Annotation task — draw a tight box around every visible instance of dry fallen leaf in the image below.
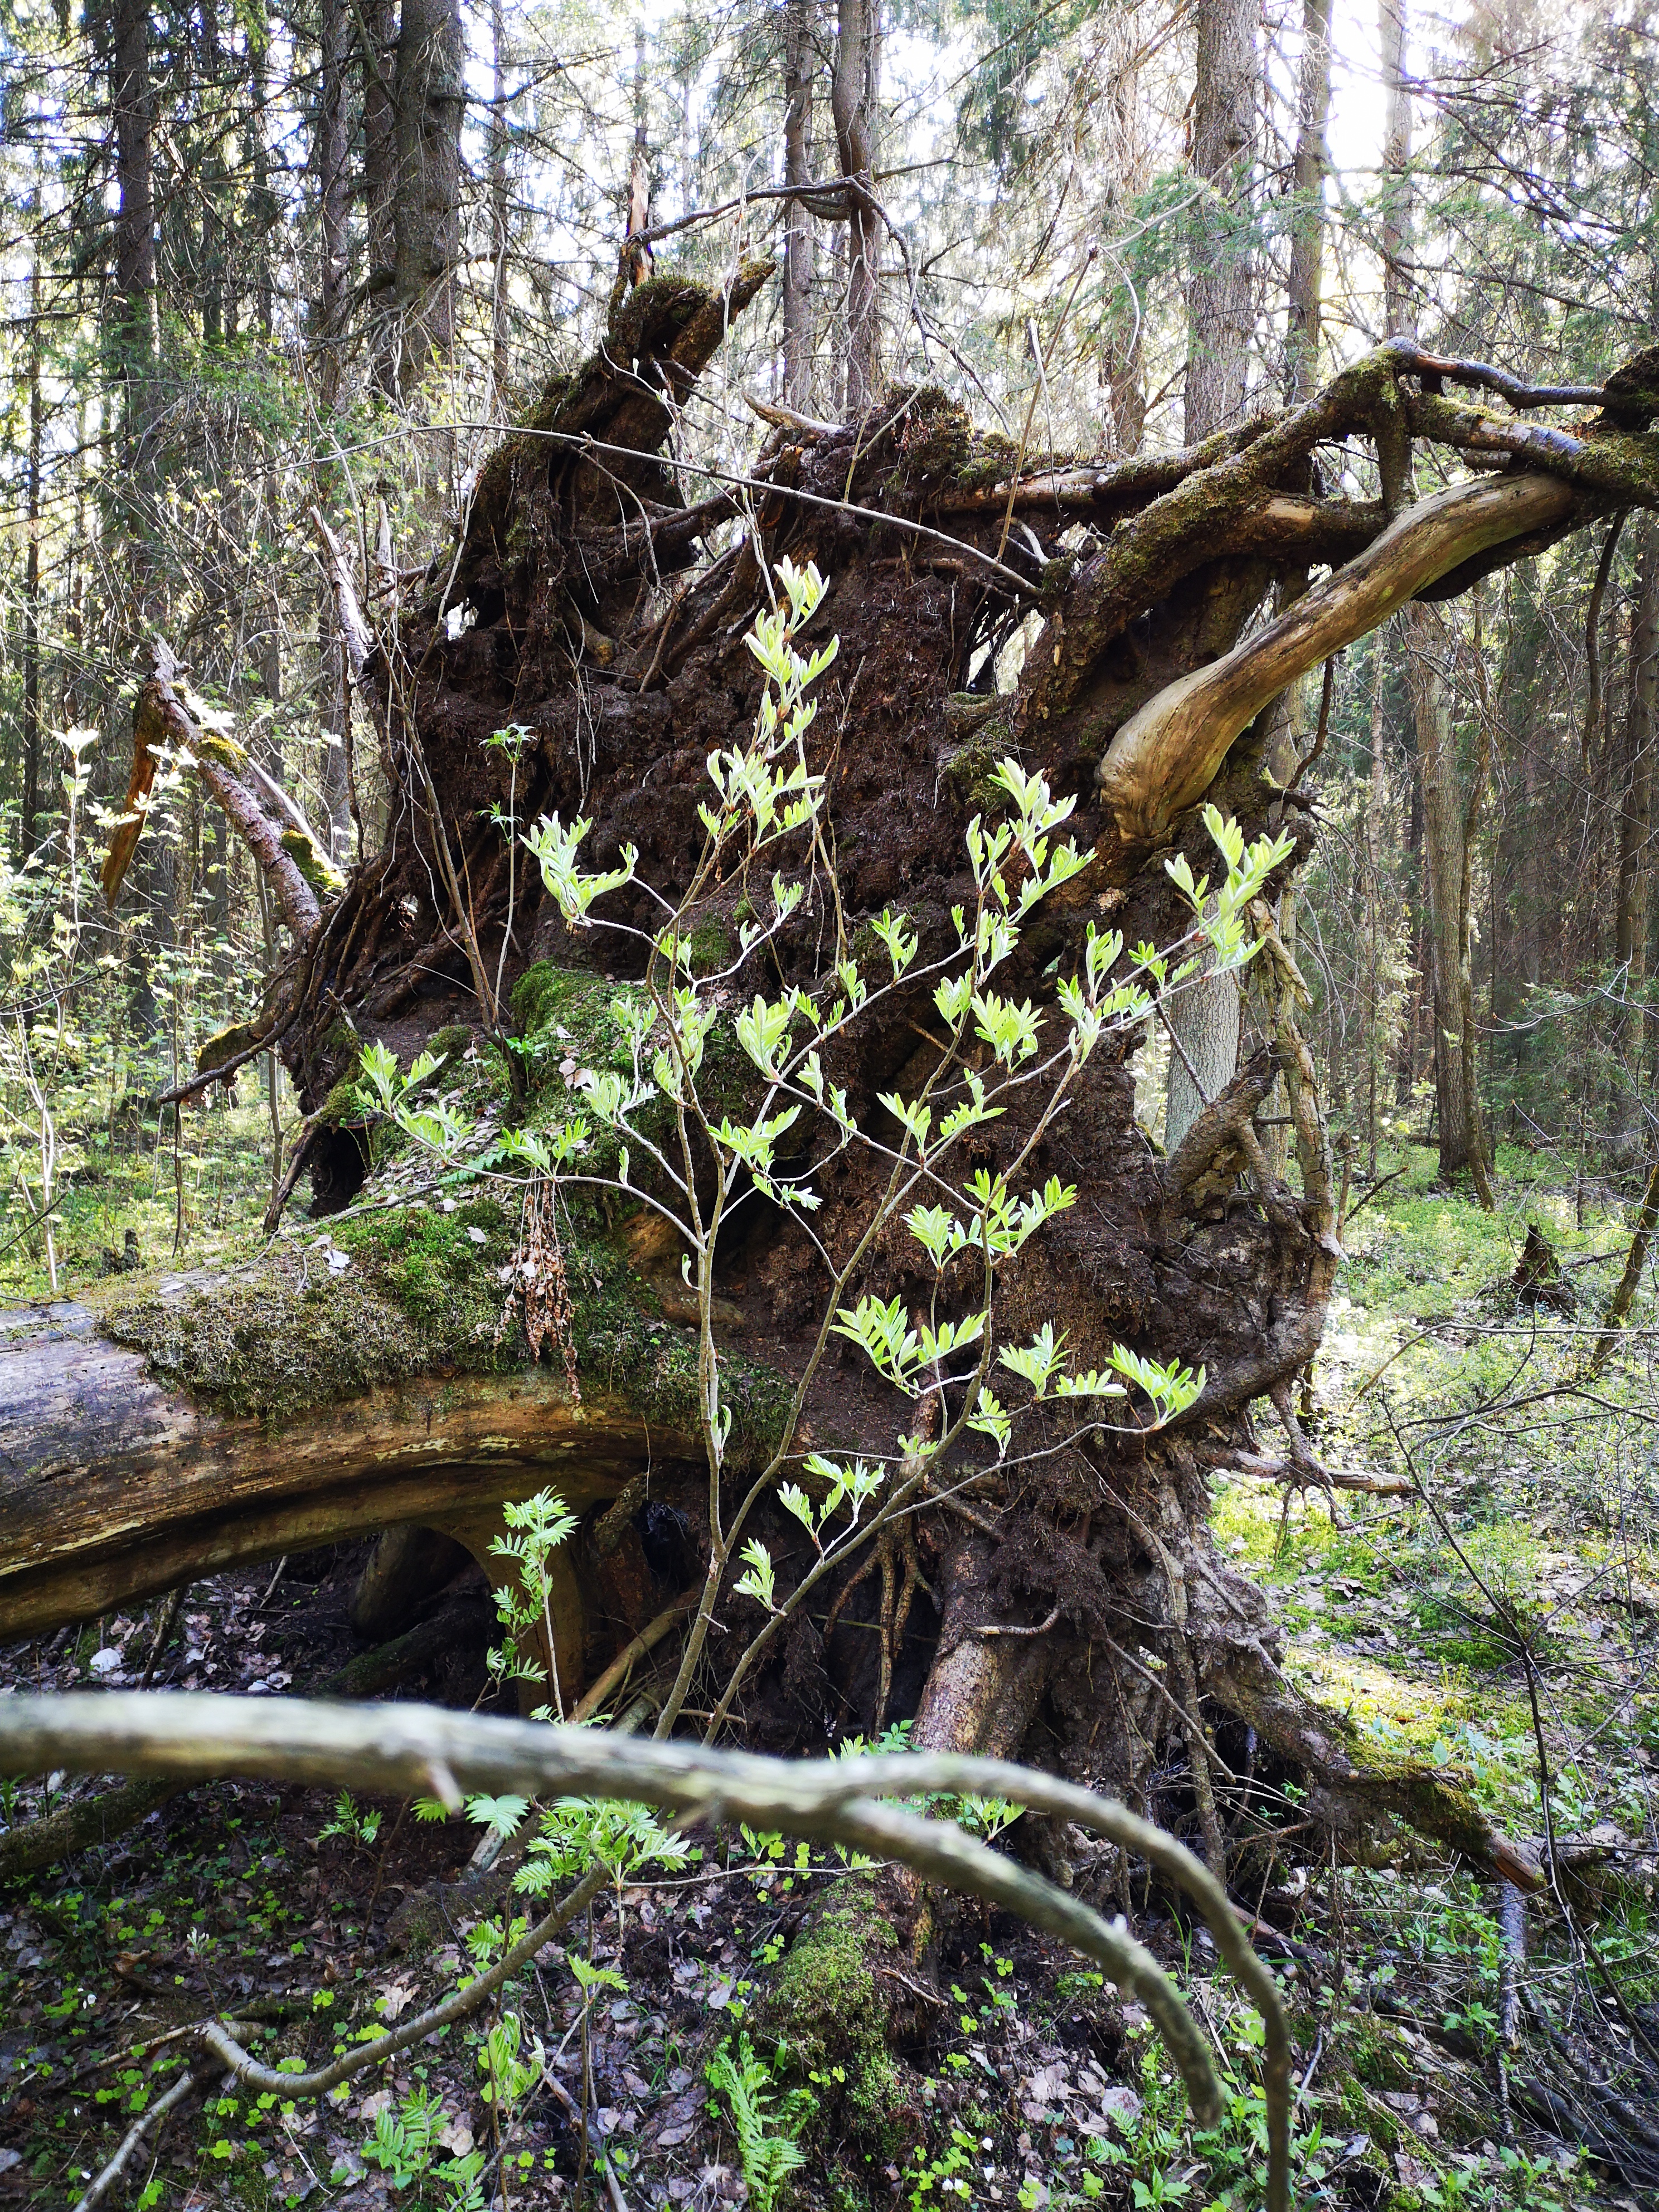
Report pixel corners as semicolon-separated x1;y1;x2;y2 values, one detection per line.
379;1976;417;2020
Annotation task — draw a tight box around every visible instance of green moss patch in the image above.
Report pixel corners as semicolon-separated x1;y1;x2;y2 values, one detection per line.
99;1196;520;1426
99;1187;792;1464
759;1884;909;2159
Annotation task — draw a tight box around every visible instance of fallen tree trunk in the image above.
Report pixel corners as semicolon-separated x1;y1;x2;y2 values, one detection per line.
0;1263;706;1659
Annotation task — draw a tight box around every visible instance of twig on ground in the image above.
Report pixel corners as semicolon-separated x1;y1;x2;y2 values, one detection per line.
72;2064;197;2212
0;1689;1294;2212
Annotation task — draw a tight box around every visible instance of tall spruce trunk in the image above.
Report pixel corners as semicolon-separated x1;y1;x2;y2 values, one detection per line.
488;0;511;404
1377;0;1486;1193
832;0;880;411
782;0;817;412
316;0;355;853
1409;605;1492;1196
362;0;399;396
110;0;157;621
386;0;465;397
1614;518;1658;1147
1166;0;1258;1151
1284;0;1332;403
1185;0;1255;439
21;191;43;859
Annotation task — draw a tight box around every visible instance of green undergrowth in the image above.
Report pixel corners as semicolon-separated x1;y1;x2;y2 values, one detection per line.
1214;1137;1659;1845
0;1090;288;1306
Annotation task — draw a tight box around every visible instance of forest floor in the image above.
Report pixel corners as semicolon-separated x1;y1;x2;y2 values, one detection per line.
0;1126;1655;2212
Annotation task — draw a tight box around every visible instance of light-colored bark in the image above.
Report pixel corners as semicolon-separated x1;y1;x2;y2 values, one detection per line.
1377;0;1413;341
1097;472;1575;845
1165;946;1243;1152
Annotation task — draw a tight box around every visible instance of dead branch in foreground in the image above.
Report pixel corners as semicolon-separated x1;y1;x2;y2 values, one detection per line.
0;1690;1293;2212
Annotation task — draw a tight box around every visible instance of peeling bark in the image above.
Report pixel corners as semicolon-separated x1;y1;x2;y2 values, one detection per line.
1097;473;1575;845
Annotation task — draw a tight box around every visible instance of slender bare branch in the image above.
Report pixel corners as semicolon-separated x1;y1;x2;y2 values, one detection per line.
0;1690;1294;2211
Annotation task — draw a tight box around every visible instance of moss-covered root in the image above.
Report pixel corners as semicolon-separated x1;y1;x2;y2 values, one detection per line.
1208;1643;1545;1890
757;1878;918;2177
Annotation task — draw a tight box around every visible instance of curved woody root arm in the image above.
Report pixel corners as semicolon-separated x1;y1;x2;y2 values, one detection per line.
1096;472;1576;843
0;1691;1296;2212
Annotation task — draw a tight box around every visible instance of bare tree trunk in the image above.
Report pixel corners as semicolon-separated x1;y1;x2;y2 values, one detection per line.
1378;0;1413;339
318;0;352;411
22;188;43;860
1097;21;1147;454
363;0;397;396
1395;705;1425;1109
1185;0;1255;445
488;0;511;405
1378;0;1489;1197
1163;0;1259;1152
1284;0;1332;402
1363;640;1389;1169
1409;607;1492;1197
317;0;354;855
782;0;817;412
1614;517;1658;1147
386;0;465;398
111;0;157;618
832;0;880;411
249;23;274;339
198;0;227;347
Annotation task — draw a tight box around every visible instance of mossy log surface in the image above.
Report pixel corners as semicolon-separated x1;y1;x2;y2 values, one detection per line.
0;1284;686;1645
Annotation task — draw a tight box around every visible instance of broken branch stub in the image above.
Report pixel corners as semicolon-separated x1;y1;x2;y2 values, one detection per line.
104;643;322;942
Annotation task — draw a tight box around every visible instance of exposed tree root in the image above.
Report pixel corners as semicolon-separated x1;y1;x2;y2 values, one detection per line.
1204;1638;1544;1890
